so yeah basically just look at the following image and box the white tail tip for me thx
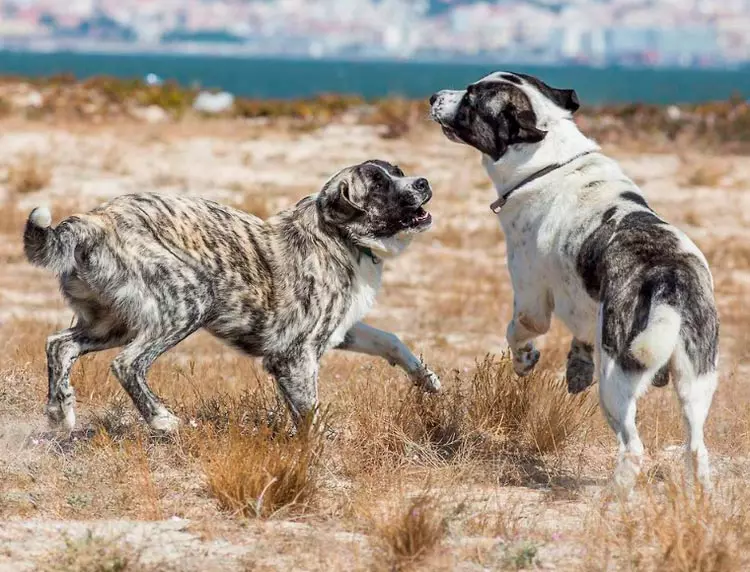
[630,304,681,369]
[29,206,52,228]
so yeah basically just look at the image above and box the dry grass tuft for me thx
[338,355,594,489]
[366,98,426,139]
[465,497,526,539]
[375,494,446,569]
[6,151,53,194]
[467,355,596,455]
[40,532,148,572]
[191,413,326,519]
[587,478,750,571]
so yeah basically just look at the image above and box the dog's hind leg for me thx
[672,349,717,491]
[45,326,128,430]
[598,350,651,497]
[336,322,440,392]
[110,323,198,432]
[566,338,595,394]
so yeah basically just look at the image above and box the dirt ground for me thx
[1,117,749,571]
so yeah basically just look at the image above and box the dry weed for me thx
[586,478,750,571]
[465,497,526,539]
[192,414,325,519]
[375,493,446,569]
[6,151,52,194]
[151,172,187,189]
[39,531,150,572]
[0,198,27,235]
[467,355,595,455]
[339,354,594,476]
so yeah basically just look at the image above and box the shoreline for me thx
[0,75,747,154]
[0,51,747,105]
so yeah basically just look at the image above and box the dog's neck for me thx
[356,234,414,262]
[291,196,413,264]
[482,118,600,199]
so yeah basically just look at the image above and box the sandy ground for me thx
[1,118,749,571]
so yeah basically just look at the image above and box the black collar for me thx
[489,150,596,214]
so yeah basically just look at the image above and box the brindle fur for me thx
[24,160,440,432]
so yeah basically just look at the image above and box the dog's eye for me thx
[370,172,388,190]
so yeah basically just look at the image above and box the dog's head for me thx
[429,72,580,161]
[317,159,433,256]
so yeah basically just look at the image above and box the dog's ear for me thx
[337,181,366,214]
[552,88,580,114]
[320,179,366,223]
[507,107,547,145]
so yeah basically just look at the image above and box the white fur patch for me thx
[149,408,180,432]
[328,255,382,349]
[629,304,681,370]
[30,206,52,228]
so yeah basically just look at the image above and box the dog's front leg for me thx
[336,322,441,393]
[507,293,552,377]
[264,353,320,427]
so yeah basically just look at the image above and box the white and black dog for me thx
[430,72,719,491]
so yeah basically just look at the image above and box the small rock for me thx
[193,91,235,115]
[133,105,169,124]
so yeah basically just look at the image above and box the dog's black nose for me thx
[414,178,430,192]
[429,93,438,106]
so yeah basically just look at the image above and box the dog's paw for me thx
[412,366,441,393]
[46,389,76,431]
[513,345,540,377]
[651,366,670,388]
[148,409,181,433]
[566,358,595,394]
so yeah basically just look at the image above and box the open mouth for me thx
[404,203,433,230]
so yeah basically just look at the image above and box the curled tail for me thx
[629,303,681,370]
[24,207,85,274]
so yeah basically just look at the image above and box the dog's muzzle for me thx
[402,180,433,231]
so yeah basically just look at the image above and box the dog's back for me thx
[24,193,273,338]
[550,155,720,382]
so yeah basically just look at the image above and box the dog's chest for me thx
[502,201,598,343]
[327,257,383,348]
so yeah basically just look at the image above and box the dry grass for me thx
[681,162,731,188]
[374,493,446,569]
[0,118,749,569]
[39,532,150,572]
[0,199,27,237]
[5,151,52,194]
[466,355,596,456]
[465,497,526,539]
[181,393,326,519]
[199,423,324,519]
[586,479,750,571]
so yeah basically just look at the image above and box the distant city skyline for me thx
[0,1,749,67]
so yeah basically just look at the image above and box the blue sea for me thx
[0,50,748,105]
